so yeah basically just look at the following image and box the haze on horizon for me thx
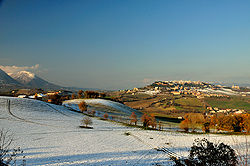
[0,0,249,90]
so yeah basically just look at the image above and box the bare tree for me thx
[78,101,87,112]
[180,113,205,132]
[78,90,83,99]
[81,116,93,128]
[141,113,157,129]
[71,93,76,99]
[141,113,150,128]
[129,112,137,125]
[0,129,25,166]
[158,121,162,130]
[90,110,96,116]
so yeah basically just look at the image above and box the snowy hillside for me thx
[63,99,142,117]
[0,96,249,165]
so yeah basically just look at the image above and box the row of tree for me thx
[130,112,163,130]
[78,100,162,130]
[72,90,106,99]
[78,99,249,133]
[180,113,250,133]
[78,101,109,118]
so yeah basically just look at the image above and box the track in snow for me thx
[5,99,77,128]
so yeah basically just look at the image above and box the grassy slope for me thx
[175,97,205,111]
[204,96,250,111]
[123,94,205,118]
[175,97,203,107]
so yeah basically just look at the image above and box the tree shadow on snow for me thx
[22,149,172,165]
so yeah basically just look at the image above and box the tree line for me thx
[72,90,106,99]
[180,113,250,133]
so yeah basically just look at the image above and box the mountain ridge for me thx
[0,69,21,85]
[0,69,62,91]
[10,71,35,84]
[0,69,23,91]
[9,70,61,90]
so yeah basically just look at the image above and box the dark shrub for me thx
[172,138,238,166]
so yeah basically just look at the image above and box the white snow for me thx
[0,96,249,165]
[9,70,35,84]
[19,71,35,79]
[199,88,239,95]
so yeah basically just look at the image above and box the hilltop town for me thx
[108,80,250,119]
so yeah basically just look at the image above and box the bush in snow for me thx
[171,138,238,166]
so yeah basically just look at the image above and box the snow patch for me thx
[10,70,35,84]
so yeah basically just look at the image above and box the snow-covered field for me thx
[0,96,249,165]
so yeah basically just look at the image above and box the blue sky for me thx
[0,0,250,89]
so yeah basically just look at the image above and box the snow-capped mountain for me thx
[9,70,62,90]
[0,69,83,91]
[9,71,35,84]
